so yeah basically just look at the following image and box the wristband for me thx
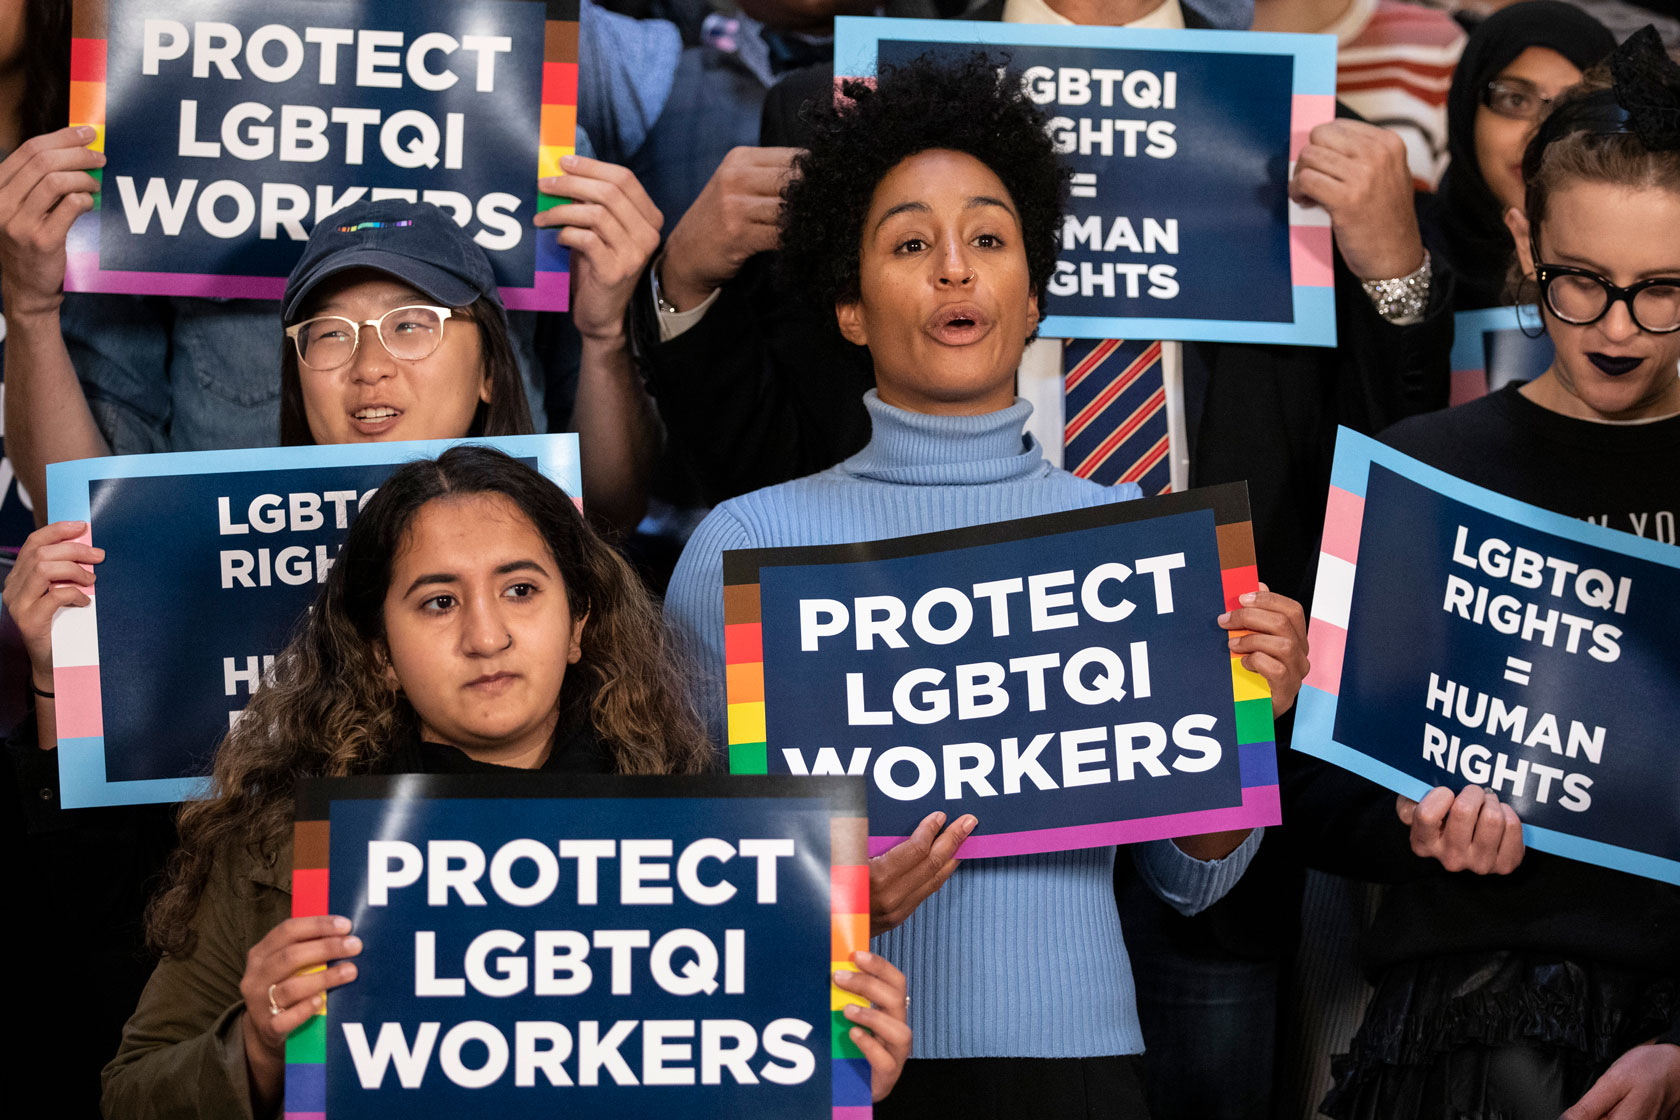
[1362,250,1432,323]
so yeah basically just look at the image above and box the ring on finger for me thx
[268,982,283,1016]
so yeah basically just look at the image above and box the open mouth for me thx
[350,406,403,433]
[927,303,991,344]
[1587,353,1643,377]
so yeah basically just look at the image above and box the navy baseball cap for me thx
[282,199,506,324]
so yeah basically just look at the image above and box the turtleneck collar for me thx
[839,390,1049,486]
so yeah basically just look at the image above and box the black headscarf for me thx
[1424,0,1615,309]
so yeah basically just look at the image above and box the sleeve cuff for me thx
[1133,826,1264,917]
[651,255,722,342]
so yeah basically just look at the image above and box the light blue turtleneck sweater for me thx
[664,391,1261,1058]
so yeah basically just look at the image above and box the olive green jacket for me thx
[101,841,292,1120]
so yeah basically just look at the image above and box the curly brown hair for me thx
[147,446,714,957]
[778,52,1069,322]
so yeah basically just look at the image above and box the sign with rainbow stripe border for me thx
[1295,429,1680,885]
[722,484,1280,858]
[66,0,576,310]
[287,773,873,1118]
[46,434,581,808]
[834,17,1338,346]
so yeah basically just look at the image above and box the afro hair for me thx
[778,51,1070,320]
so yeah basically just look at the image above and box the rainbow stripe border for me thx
[832,17,1339,346]
[1295,428,1680,886]
[285,775,871,1119]
[45,434,582,809]
[63,0,573,310]
[722,483,1281,858]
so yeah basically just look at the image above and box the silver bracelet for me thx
[1361,250,1432,323]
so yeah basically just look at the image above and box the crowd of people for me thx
[1,0,1677,1117]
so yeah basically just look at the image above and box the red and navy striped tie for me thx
[1063,337,1171,494]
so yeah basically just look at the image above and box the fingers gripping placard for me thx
[286,774,871,1119]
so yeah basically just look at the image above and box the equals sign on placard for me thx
[1070,173,1098,198]
[1503,656,1532,686]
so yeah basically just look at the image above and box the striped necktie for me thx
[1063,337,1171,494]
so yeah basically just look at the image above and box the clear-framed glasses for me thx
[1530,249,1680,334]
[285,304,460,370]
[1481,77,1557,122]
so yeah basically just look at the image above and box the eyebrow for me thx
[872,195,1017,234]
[1547,247,1680,280]
[402,559,549,598]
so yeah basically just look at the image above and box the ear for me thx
[835,300,868,347]
[567,612,588,665]
[1505,207,1535,277]
[374,640,401,691]
[478,366,494,405]
[1026,287,1041,336]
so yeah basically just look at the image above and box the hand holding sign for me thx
[1219,583,1310,717]
[0,127,103,318]
[1288,119,1424,284]
[536,156,663,343]
[238,914,363,1107]
[659,146,801,311]
[3,520,103,700]
[832,949,912,1102]
[1562,1043,1680,1120]
[868,810,976,936]
[1397,784,1525,875]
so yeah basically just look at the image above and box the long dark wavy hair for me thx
[277,292,535,444]
[147,447,712,956]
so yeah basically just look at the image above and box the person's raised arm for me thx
[536,155,664,532]
[0,127,110,518]
[1290,116,1452,427]
[656,146,799,314]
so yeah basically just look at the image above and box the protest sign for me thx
[1449,306,1552,405]
[722,485,1280,857]
[833,17,1338,346]
[46,434,580,808]
[284,773,871,1119]
[66,0,576,309]
[1295,429,1680,885]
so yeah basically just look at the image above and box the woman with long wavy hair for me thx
[99,446,914,1119]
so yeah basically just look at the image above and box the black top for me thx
[1308,386,1680,1044]
[380,708,618,777]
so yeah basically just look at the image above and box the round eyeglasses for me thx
[285,304,461,371]
[1481,77,1558,122]
[1531,256,1680,334]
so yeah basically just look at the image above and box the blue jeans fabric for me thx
[1116,870,1279,1120]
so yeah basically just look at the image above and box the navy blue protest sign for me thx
[722,485,1280,858]
[46,435,580,807]
[285,774,872,1119]
[66,0,577,309]
[833,17,1338,345]
[1296,429,1680,885]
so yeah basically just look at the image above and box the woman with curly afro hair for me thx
[665,53,1308,1117]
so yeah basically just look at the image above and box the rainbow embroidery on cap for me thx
[336,220,415,234]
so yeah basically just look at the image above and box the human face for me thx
[836,149,1038,416]
[1508,180,1680,421]
[1474,46,1583,214]
[380,493,584,769]
[297,271,490,444]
